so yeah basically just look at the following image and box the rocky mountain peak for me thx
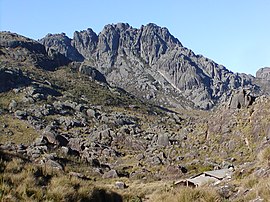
[39,23,262,109]
[72,28,98,59]
[102,23,132,32]
[142,23,182,47]
[39,32,84,62]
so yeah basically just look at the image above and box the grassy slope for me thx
[1,45,270,201]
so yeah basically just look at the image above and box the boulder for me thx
[68,172,88,179]
[102,169,119,179]
[114,114,138,126]
[178,165,188,173]
[42,127,68,146]
[151,156,162,165]
[55,134,69,146]
[40,104,55,116]
[136,154,145,161]
[14,110,28,120]
[157,133,170,146]
[33,136,49,146]
[44,159,64,170]
[86,108,100,119]
[42,129,58,145]
[26,145,48,158]
[166,165,182,176]
[91,158,101,167]
[8,100,17,111]
[58,116,83,129]
[93,128,114,146]
[61,146,80,156]
[16,144,27,154]
[115,181,127,189]
[68,138,85,151]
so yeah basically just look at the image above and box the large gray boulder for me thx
[14,110,28,120]
[102,169,119,178]
[157,133,170,147]
[42,127,69,146]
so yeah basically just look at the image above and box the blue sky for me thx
[1,0,270,76]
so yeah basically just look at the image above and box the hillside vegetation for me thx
[0,28,270,201]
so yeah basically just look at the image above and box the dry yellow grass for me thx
[233,177,270,202]
[258,146,270,166]
[149,186,222,202]
[0,114,39,145]
[0,154,126,202]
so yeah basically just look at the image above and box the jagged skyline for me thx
[1,0,270,76]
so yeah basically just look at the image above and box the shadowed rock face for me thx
[39,33,84,62]
[0,32,70,70]
[228,89,256,109]
[0,68,31,93]
[72,28,98,59]
[79,63,107,84]
[40,23,258,109]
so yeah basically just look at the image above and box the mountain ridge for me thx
[39,23,261,109]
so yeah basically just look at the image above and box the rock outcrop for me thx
[79,62,107,84]
[253,67,270,96]
[256,67,270,80]
[0,31,70,70]
[39,33,84,62]
[228,89,256,109]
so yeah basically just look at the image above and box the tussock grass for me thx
[0,154,124,202]
[0,114,39,144]
[233,177,270,202]
[258,146,270,166]
[47,175,93,201]
[242,176,259,189]
[149,186,222,202]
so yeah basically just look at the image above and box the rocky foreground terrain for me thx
[0,24,270,201]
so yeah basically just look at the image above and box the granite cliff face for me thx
[39,33,84,62]
[40,23,257,109]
